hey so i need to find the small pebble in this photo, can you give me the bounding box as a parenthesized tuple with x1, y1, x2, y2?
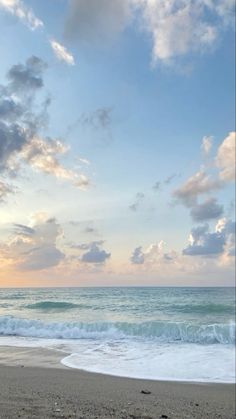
(141, 390, 151, 394)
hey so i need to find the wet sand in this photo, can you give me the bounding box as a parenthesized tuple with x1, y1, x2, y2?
(0, 346, 235, 418)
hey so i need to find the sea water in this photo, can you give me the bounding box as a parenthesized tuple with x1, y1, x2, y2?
(0, 287, 235, 383)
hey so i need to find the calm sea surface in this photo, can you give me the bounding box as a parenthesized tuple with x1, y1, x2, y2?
(0, 287, 235, 382)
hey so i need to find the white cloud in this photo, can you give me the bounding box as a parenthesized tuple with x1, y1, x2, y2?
(173, 131, 235, 222)
(130, 240, 167, 265)
(173, 170, 221, 207)
(0, 57, 90, 192)
(64, 0, 234, 65)
(135, 1, 215, 63)
(134, 0, 234, 64)
(0, 0, 43, 30)
(201, 135, 213, 156)
(50, 40, 75, 66)
(20, 136, 90, 189)
(20, 136, 74, 180)
(183, 218, 235, 257)
(0, 2, 76, 66)
(0, 214, 65, 270)
(216, 131, 235, 182)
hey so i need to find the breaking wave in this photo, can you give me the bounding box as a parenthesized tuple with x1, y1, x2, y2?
(0, 316, 235, 344)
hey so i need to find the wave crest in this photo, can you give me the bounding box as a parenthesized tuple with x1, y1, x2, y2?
(0, 316, 235, 344)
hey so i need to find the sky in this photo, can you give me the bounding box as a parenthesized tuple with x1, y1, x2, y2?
(0, 0, 235, 287)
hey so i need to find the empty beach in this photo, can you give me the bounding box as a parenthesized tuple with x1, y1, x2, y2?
(0, 346, 235, 419)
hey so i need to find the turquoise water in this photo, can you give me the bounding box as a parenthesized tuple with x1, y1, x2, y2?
(0, 287, 235, 382)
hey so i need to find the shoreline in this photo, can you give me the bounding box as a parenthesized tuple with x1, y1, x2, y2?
(0, 344, 235, 385)
(0, 346, 235, 418)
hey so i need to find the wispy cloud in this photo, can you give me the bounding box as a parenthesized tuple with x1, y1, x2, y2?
(0, 0, 43, 30)
(50, 39, 75, 66)
(201, 135, 213, 156)
(129, 192, 145, 212)
(0, 181, 13, 203)
(0, 1, 75, 66)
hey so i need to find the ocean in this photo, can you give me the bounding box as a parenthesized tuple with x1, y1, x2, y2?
(0, 287, 235, 383)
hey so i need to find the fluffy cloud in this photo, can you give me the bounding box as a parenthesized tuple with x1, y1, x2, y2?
(0, 57, 46, 171)
(216, 131, 235, 182)
(183, 218, 235, 257)
(173, 170, 221, 207)
(2, 0, 234, 66)
(71, 240, 111, 264)
(64, 0, 234, 65)
(190, 197, 224, 222)
(130, 241, 168, 265)
(0, 214, 65, 270)
(129, 226, 235, 279)
(0, 57, 90, 195)
(20, 136, 73, 180)
(173, 132, 235, 222)
(50, 40, 75, 66)
(135, 0, 220, 64)
(130, 246, 145, 264)
(0, 0, 43, 30)
(81, 243, 111, 264)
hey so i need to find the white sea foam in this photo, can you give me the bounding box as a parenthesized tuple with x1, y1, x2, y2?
(0, 316, 235, 344)
(0, 334, 235, 383)
(61, 340, 235, 383)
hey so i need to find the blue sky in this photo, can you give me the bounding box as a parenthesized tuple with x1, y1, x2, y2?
(0, 0, 235, 287)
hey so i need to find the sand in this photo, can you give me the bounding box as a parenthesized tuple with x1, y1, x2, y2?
(0, 346, 235, 418)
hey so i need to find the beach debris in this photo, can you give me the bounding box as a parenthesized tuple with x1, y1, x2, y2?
(195, 403, 199, 406)
(141, 389, 151, 394)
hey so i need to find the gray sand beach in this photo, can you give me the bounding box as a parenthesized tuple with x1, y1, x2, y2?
(0, 346, 235, 419)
